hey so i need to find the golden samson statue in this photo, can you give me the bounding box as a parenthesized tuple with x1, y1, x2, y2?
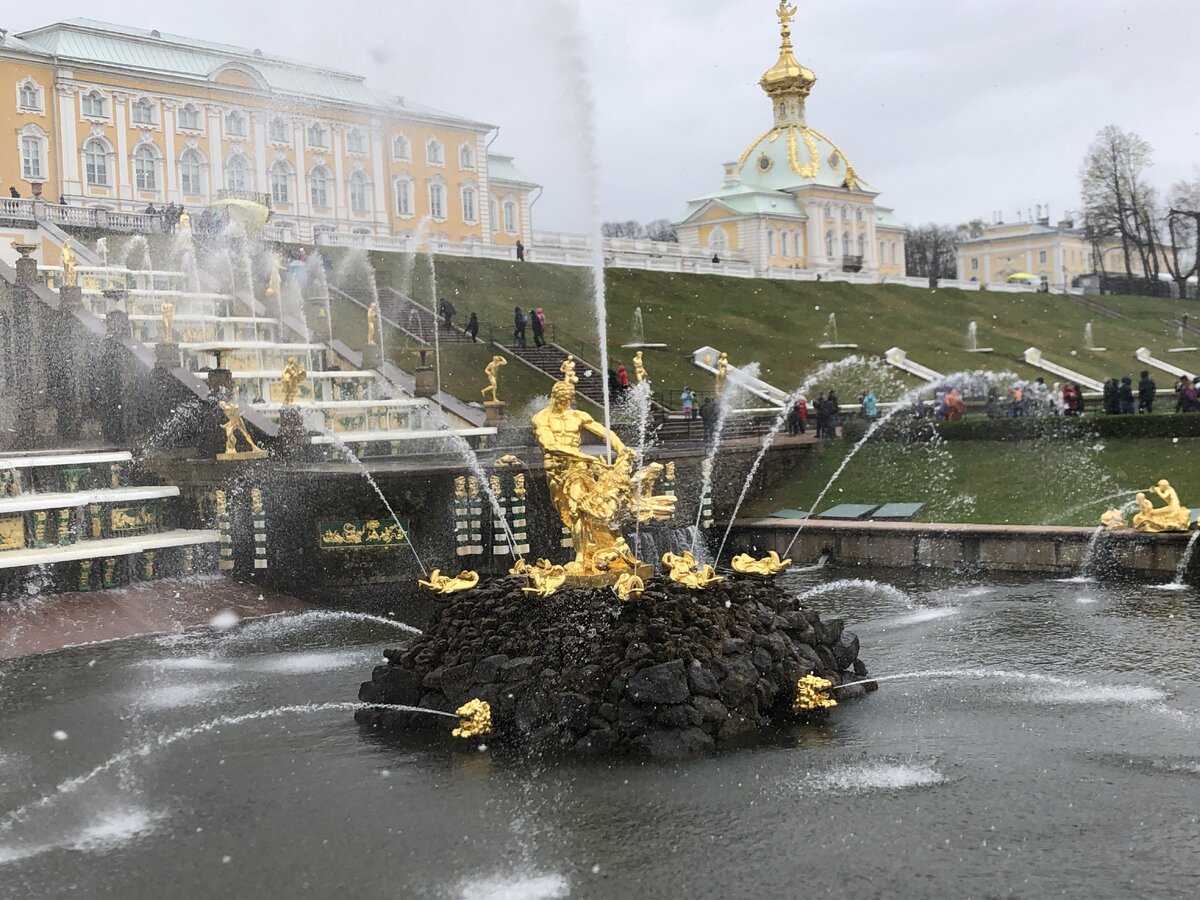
(532, 380, 676, 579)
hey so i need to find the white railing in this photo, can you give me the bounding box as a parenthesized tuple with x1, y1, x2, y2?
(0, 198, 38, 221)
(1, 198, 165, 234)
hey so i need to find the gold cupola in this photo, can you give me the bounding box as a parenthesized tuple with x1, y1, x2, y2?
(759, 1, 816, 127)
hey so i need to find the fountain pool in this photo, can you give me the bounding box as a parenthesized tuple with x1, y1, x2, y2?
(1, 569, 1196, 897)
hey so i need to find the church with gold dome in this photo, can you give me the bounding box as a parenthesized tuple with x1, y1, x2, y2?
(676, 2, 907, 278)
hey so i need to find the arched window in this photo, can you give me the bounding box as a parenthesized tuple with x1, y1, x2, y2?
(179, 148, 205, 195)
(459, 143, 474, 169)
(766, 231, 775, 257)
(426, 139, 444, 166)
(857, 234, 866, 258)
(793, 232, 802, 258)
(391, 134, 411, 161)
(133, 144, 158, 190)
(131, 97, 154, 125)
(269, 117, 289, 142)
(349, 170, 370, 213)
(503, 197, 518, 234)
(306, 122, 327, 148)
(780, 232, 789, 258)
(825, 230, 834, 257)
(346, 129, 366, 154)
(81, 90, 107, 118)
(178, 104, 201, 131)
(19, 125, 47, 180)
(855, 208, 864, 223)
(394, 176, 413, 216)
(880, 240, 886, 263)
(824, 203, 832, 218)
(17, 79, 42, 112)
(270, 161, 292, 205)
(841, 205, 848, 220)
(709, 226, 728, 256)
(310, 165, 331, 208)
(83, 137, 110, 186)
(428, 179, 446, 219)
(842, 232, 850, 256)
(460, 184, 477, 222)
(891, 242, 898, 265)
(225, 111, 246, 137)
(226, 154, 250, 191)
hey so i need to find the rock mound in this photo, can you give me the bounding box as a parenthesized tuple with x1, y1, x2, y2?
(356, 576, 873, 757)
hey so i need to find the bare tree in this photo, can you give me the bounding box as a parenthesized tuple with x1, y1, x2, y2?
(644, 218, 679, 243)
(601, 220, 646, 239)
(1165, 174, 1200, 300)
(1080, 125, 1162, 294)
(904, 223, 958, 287)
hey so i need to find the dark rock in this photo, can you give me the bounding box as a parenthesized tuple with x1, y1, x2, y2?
(625, 641, 652, 661)
(817, 617, 844, 646)
(626, 659, 689, 705)
(722, 637, 747, 655)
(692, 695, 729, 727)
(575, 727, 614, 754)
(718, 713, 758, 742)
(853, 658, 869, 677)
(598, 702, 618, 722)
(473, 654, 509, 683)
(631, 726, 713, 758)
(654, 704, 692, 728)
(500, 657, 536, 682)
(751, 647, 773, 672)
(833, 631, 860, 669)
(815, 645, 838, 673)
(440, 662, 477, 704)
(554, 692, 593, 731)
(794, 643, 822, 671)
(687, 663, 719, 697)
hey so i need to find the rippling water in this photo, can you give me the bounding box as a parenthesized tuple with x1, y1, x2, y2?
(1, 571, 1198, 898)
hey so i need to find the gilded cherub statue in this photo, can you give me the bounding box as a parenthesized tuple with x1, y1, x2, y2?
(366, 302, 379, 346)
(481, 355, 507, 405)
(731, 550, 792, 576)
(1130, 480, 1191, 533)
(160, 301, 176, 342)
(280, 357, 307, 405)
(418, 569, 480, 594)
(559, 355, 578, 385)
(60, 238, 78, 288)
(633, 351, 648, 384)
(662, 550, 723, 589)
(217, 399, 267, 459)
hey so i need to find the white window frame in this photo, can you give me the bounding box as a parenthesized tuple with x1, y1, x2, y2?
(780, 232, 789, 258)
(131, 97, 156, 126)
(270, 161, 292, 205)
(503, 196, 518, 234)
(133, 143, 159, 191)
(178, 104, 202, 132)
(349, 170, 370, 214)
(766, 230, 775, 257)
(310, 165, 331, 208)
(842, 232, 850, 256)
(16, 78, 44, 113)
(394, 175, 413, 217)
(179, 148, 206, 196)
(825, 231, 834, 257)
(225, 154, 251, 191)
(391, 134, 411, 162)
(428, 179, 446, 220)
(426, 138, 444, 167)
(224, 111, 247, 138)
(857, 234, 866, 258)
(490, 196, 498, 233)
(83, 137, 111, 186)
(971, 257, 979, 271)
(81, 90, 108, 120)
(306, 122, 328, 149)
(19, 127, 47, 180)
(460, 184, 477, 223)
(268, 117, 289, 143)
(346, 129, 366, 155)
(458, 143, 475, 170)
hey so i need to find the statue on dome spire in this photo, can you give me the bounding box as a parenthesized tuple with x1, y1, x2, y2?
(776, 1, 798, 47)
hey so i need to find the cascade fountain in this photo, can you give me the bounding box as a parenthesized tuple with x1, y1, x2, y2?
(966, 320, 993, 353)
(818, 312, 857, 349)
(621, 307, 667, 349)
(1083, 321, 1105, 352)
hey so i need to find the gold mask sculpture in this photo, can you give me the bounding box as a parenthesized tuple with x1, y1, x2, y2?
(1128, 480, 1191, 533)
(453, 699, 493, 739)
(731, 550, 793, 576)
(482, 355, 507, 405)
(418, 569, 480, 594)
(532, 381, 676, 577)
(662, 550, 724, 589)
(280, 357, 307, 406)
(613, 572, 645, 601)
(793, 675, 837, 712)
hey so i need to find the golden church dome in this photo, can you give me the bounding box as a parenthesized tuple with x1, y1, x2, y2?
(759, 1, 816, 100)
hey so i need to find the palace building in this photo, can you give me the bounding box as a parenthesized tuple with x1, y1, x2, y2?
(0, 19, 538, 250)
(675, 2, 906, 279)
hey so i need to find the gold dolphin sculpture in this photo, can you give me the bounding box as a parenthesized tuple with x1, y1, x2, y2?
(730, 550, 793, 576)
(452, 699, 493, 738)
(418, 569, 480, 594)
(662, 550, 724, 589)
(793, 674, 838, 712)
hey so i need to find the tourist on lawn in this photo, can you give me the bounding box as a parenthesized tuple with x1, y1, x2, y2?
(1072, 382, 1086, 415)
(1175, 376, 1188, 412)
(861, 388, 878, 420)
(1010, 383, 1025, 417)
(466, 312, 479, 343)
(513, 306, 528, 347)
(530, 307, 546, 348)
(1119, 376, 1136, 415)
(1103, 379, 1120, 415)
(1138, 370, 1156, 413)
(681, 388, 695, 419)
(1187, 378, 1200, 413)
(790, 394, 808, 435)
(1050, 382, 1066, 416)
(945, 387, 966, 422)
(1061, 383, 1078, 415)
(826, 390, 841, 435)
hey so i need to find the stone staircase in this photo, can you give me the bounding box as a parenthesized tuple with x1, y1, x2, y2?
(1, 449, 218, 591)
(332, 285, 475, 345)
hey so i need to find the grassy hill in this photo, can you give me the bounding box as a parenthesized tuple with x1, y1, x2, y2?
(322, 250, 1195, 411)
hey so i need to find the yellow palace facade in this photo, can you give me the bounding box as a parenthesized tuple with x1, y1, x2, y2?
(0, 19, 538, 250)
(676, 2, 906, 279)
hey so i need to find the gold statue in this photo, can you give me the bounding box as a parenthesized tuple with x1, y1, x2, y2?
(178, 209, 191, 232)
(453, 698, 492, 739)
(633, 351, 648, 384)
(776, 0, 798, 34)
(793, 675, 837, 712)
(715, 352, 730, 396)
(280, 357, 307, 406)
(613, 572, 645, 601)
(731, 550, 792, 576)
(522, 561, 568, 597)
(366, 302, 379, 346)
(482, 355, 507, 405)
(160, 301, 176, 342)
(662, 550, 723, 589)
(217, 399, 267, 459)
(532, 381, 676, 577)
(1100, 507, 1127, 530)
(60, 239, 78, 288)
(418, 568, 480, 594)
(266, 255, 282, 299)
(559, 355, 578, 385)
(1130, 480, 1191, 533)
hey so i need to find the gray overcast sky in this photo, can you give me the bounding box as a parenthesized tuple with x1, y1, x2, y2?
(8, 1, 1199, 233)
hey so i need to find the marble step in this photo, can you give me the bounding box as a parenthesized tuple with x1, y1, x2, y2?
(0, 528, 219, 570)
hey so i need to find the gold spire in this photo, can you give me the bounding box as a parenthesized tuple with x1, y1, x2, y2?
(759, 1, 816, 102)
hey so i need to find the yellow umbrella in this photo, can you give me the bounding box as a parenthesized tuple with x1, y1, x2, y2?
(1007, 272, 1036, 282)
(210, 198, 270, 230)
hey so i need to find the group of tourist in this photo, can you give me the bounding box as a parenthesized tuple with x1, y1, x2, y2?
(783, 391, 847, 438)
(983, 378, 1087, 418)
(143, 201, 187, 232)
(512, 306, 548, 348)
(1101, 372, 1158, 415)
(1171, 375, 1200, 413)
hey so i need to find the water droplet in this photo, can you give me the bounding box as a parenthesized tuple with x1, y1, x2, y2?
(53, 730, 68, 741)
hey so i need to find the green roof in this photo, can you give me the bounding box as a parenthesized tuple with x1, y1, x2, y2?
(487, 154, 537, 187)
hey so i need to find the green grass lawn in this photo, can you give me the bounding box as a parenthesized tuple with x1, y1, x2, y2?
(743, 432, 1200, 526)
(319, 250, 1197, 413)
